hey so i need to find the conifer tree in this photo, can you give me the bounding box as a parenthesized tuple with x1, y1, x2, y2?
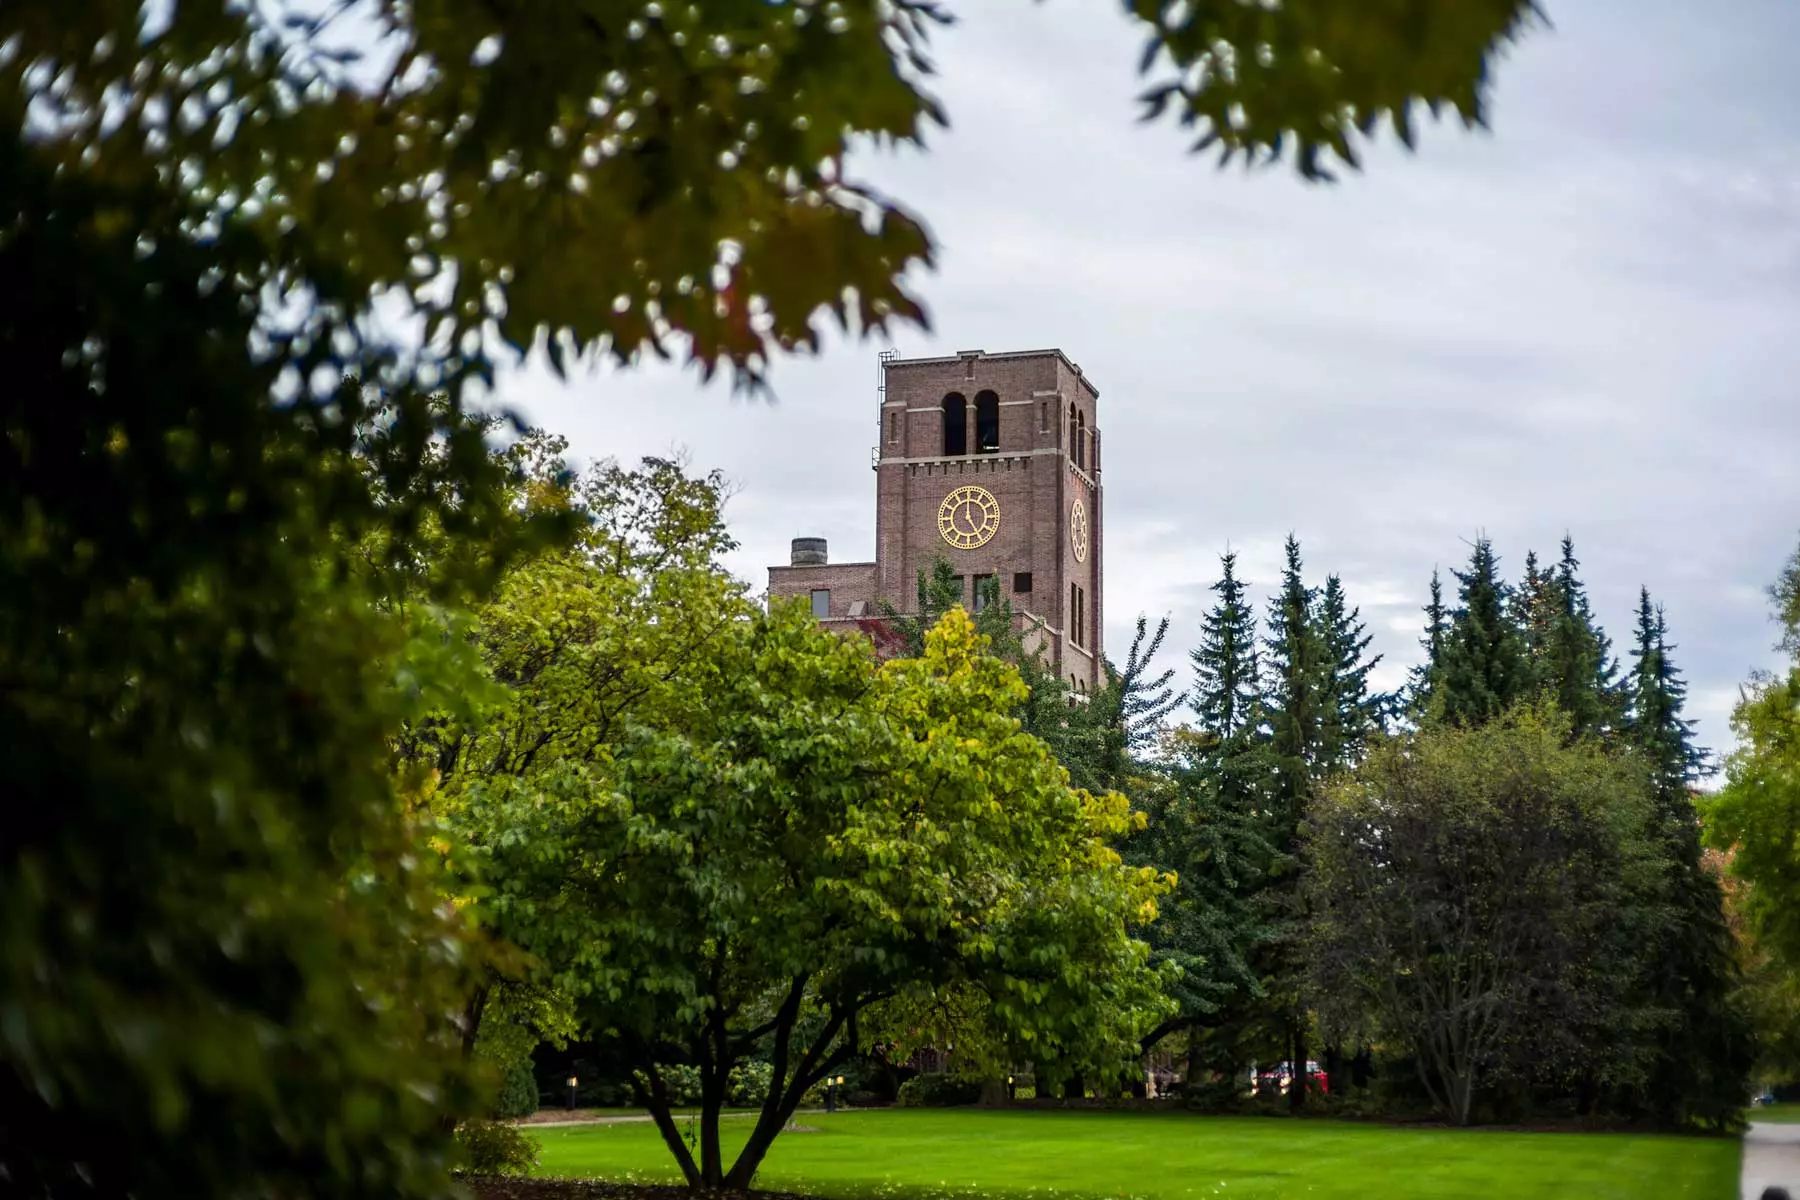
(1192, 551, 1263, 744)
(1436, 537, 1527, 728)
(1622, 589, 1753, 1128)
(1262, 535, 1329, 1110)
(1130, 552, 1280, 1078)
(1314, 574, 1386, 771)
(1516, 549, 1561, 690)
(1406, 569, 1449, 719)
(1543, 536, 1623, 741)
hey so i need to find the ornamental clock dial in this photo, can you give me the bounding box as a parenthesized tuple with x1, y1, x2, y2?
(937, 485, 1000, 550)
(1070, 496, 1089, 563)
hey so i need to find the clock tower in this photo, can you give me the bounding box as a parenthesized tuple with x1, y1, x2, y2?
(768, 348, 1104, 693)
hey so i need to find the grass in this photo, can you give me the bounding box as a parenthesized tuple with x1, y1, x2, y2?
(1752, 1102, 1800, 1124)
(527, 1108, 1738, 1200)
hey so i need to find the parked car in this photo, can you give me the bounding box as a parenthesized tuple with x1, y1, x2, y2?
(1250, 1060, 1329, 1097)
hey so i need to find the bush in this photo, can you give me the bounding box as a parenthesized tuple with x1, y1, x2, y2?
(1181, 1077, 1248, 1113)
(628, 1064, 703, 1106)
(455, 1119, 539, 1176)
(493, 1057, 541, 1119)
(896, 1074, 981, 1108)
(729, 1060, 774, 1107)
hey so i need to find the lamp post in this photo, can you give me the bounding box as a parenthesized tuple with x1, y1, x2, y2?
(827, 1074, 844, 1113)
(565, 1075, 578, 1111)
(1007, 1074, 1015, 1103)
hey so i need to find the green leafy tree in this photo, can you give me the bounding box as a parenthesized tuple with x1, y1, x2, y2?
(0, 121, 516, 1193)
(462, 607, 1171, 1188)
(1306, 710, 1661, 1127)
(1436, 537, 1528, 728)
(1708, 542, 1800, 990)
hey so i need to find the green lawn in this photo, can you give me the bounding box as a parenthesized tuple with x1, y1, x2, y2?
(1752, 1102, 1800, 1123)
(528, 1108, 1737, 1200)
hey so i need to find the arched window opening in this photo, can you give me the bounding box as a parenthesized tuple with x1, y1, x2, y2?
(941, 392, 967, 456)
(1075, 410, 1087, 470)
(974, 390, 1000, 453)
(1067, 403, 1078, 462)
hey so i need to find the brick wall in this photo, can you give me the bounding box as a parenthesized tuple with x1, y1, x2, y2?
(770, 348, 1105, 690)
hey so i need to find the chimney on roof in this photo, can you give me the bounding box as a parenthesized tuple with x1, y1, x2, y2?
(790, 537, 828, 567)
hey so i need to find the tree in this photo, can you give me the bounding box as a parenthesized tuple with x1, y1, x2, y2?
(1541, 537, 1623, 741)
(1516, 549, 1561, 687)
(1122, 560, 1279, 1056)
(0, 122, 515, 1194)
(1314, 573, 1387, 771)
(1708, 541, 1800, 974)
(1406, 569, 1451, 719)
(1260, 535, 1331, 1109)
(1436, 537, 1528, 728)
(1192, 551, 1264, 744)
(1619, 589, 1752, 1130)
(1306, 711, 1660, 1127)
(462, 607, 1172, 1188)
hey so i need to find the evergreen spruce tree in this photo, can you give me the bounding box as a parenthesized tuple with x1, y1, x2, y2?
(1623, 589, 1754, 1128)
(1516, 549, 1561, 692)
(1262, 535, 1329, 1110)
(1192, 551, 1263, 743)
(1313, 574, 1386, 771)
(1135, 552, 1281, 1085)
(1436, 537, 1527, 728)
(1543, 536, 1623, 741)
(1406, 569, 1449, 720)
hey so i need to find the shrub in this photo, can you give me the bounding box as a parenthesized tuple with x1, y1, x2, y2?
(728, 1060, 774, 1107)
(492, 1057, 541, 1120)
(455, 1119, 539, 1176)
(896, 1074, 981, 1108)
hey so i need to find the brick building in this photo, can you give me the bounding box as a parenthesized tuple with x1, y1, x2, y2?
(767, 347, 1105, 693)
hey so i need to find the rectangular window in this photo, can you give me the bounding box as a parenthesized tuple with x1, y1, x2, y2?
(1013, 571, 1032, 595)
(1039, 401, 1048, 433)
(973, 574, 997, 613)
(887, 410, 898, 442)
(951, 575, 965, 607)
(1069, 583, 1081, 647)
(810, 589, 830, 619)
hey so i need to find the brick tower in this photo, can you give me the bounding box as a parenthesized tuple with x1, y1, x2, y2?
(767, 348, 1104, 693)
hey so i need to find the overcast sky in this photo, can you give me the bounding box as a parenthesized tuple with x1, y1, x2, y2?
(501, 0, 1800, 766)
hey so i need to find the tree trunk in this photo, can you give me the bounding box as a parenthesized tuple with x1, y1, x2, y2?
(437, 984, 491, 1135)
(978, 1078, 1007, 1107)
(641, 1068, 701, 1187)
(698, 1052, 725, 1186)
(1288, 1019, 1308, 1114)
(1062, 1073, 1085, 1101)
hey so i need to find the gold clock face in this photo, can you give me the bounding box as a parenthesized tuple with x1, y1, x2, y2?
(937, 485, 1001, 550)
(1071, 497, 1089, 563)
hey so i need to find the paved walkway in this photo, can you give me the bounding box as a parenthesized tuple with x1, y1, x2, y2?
(523, 1108, 837, 1130)
(1744, 1121, 1800, 1199)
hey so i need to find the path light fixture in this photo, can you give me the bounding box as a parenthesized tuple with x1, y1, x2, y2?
(565, 1075, 578, 1111)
